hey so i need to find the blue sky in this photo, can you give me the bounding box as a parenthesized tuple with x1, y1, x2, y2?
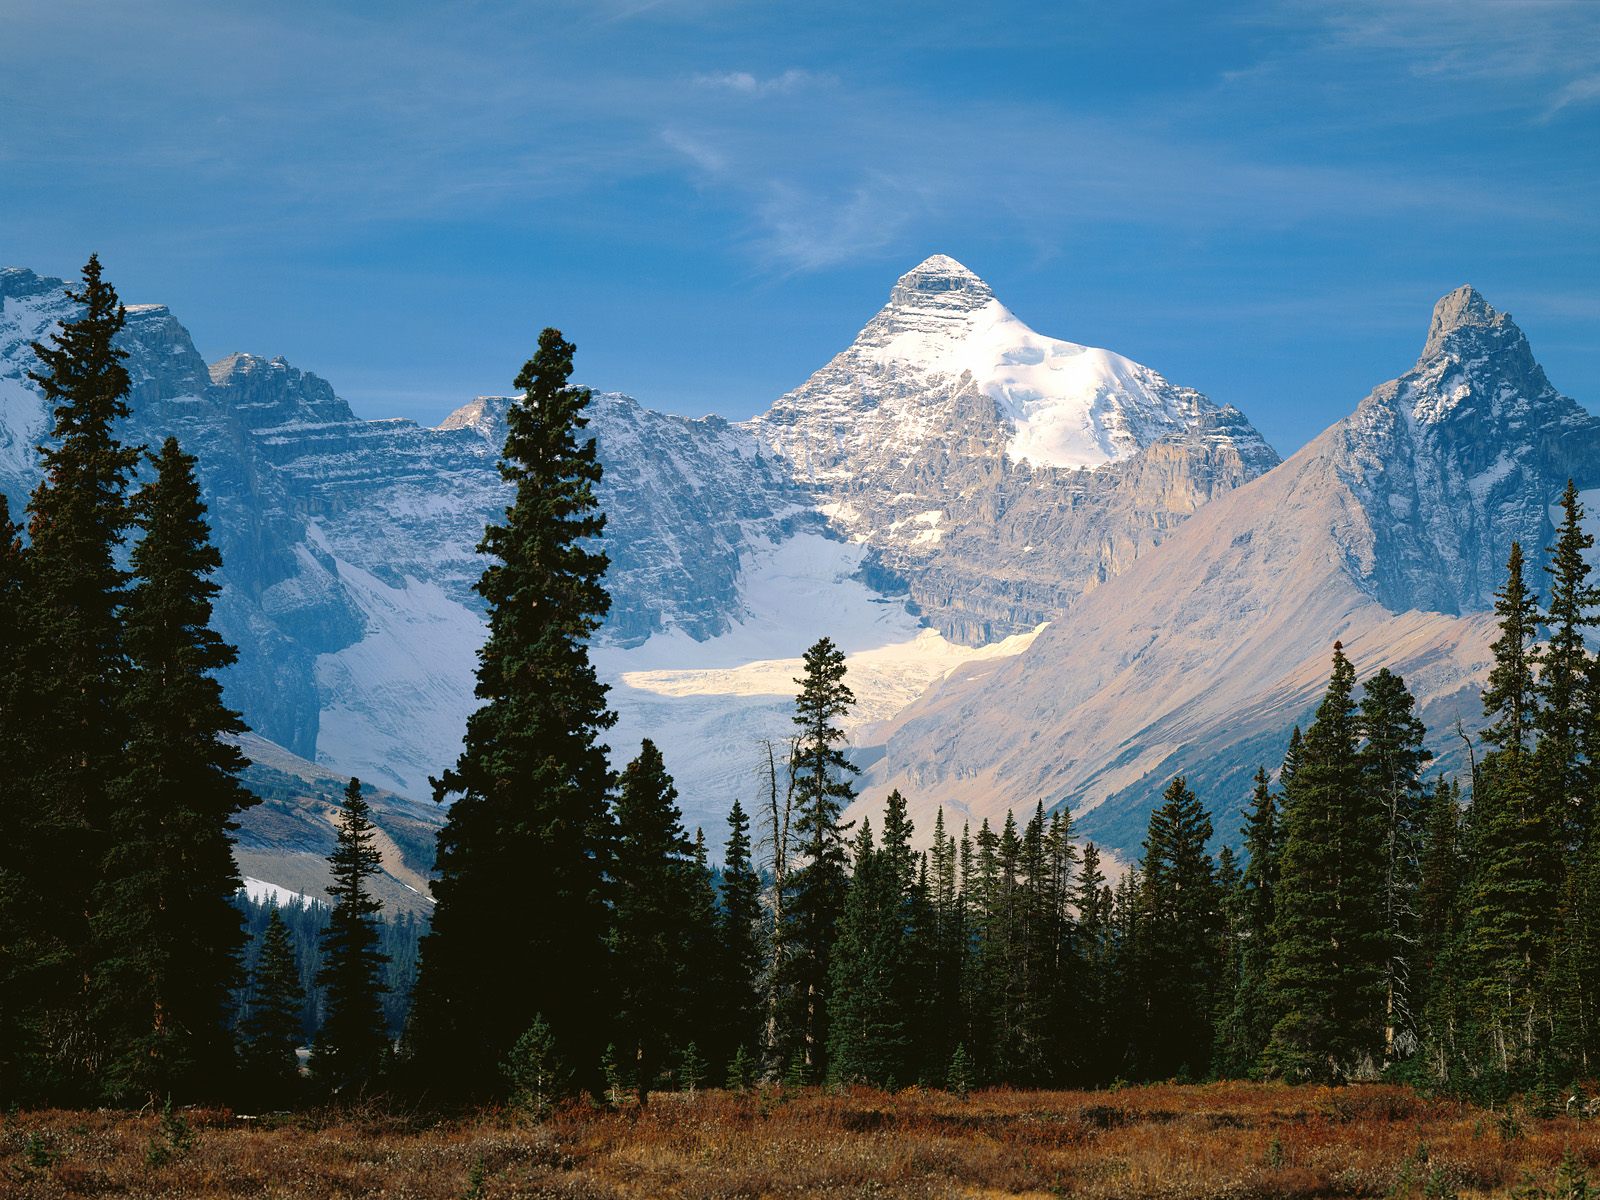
(2, 0, 1596, 455)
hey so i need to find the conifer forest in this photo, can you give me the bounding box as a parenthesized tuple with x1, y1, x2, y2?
(5, 261, 1600, 1198)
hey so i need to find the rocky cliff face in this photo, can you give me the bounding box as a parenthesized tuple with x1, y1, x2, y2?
(748, 255, 1279, 642)
(861, 287, 1600, 858)
(0, 267, 824, 798)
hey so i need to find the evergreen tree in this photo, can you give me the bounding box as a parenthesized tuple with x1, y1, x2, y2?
(0, 494, 32, 1099)
(1415, 778, 1467, 1075)
(1536, 482, 1598, 845)
(925, 809, 966, 1075)
(826, 817, 914, 1086)
(1217, 767, 1279, 1076)
(1265, 644, 1388, 1081)
(90, 437, 256, 1102)
(240, 908, 306, 1107)
(1463, 543, 1560, 1075)
(715, 798, 764, 1070)
(610, 740, 699, 1104)
(4, 256, 141, 1098)
(1135, 777, 1221, 1080)
(1359, 668, 1431, 1062)
(310, 779, 389, 1092)
(1482, 541, 1541, 756)
(777, 636, 856, 1078)
(1072, 841, 1113, 1083)
(411, 328, 615, 1097)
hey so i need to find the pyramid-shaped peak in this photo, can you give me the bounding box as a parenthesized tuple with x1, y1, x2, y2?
(889, 253, 994, 306)
(1423, 285, 1507, 358)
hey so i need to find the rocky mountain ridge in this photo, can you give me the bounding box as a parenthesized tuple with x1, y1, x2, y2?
(748, 255, 1279, 642)
(860, 286, 1600, 856)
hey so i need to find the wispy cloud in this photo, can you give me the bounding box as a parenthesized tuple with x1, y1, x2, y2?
(693, 69, 829, 96)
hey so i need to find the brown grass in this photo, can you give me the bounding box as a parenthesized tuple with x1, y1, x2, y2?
(1, 1082, 1594, 1198)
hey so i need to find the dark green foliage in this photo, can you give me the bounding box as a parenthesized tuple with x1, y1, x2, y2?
(1072, 840, 1115, 1083)
(713, 798, 764, 1071)
(501, 1015, 571, 1116)
(1134, 777, 1221, 1080)
(1462, 544, 1562, 1074)
(1536, 482, 1597, 844)
(90, 438, 256, 1103)
(1359, 668, 1431, 1060)
(234, 893, 423, 1040)
(0, 493, 33, 1099)
(239, 909, 306, 1107)
(1216, 768, 1279, 1076)
(5, 256, 141, 1099)
(776, 637, 856, 1078)
(1265, 644, 1388, 1081)
(827, 814, 916, 1086)
(310, 779, 389, 1092)
(412, 328, 616, 1098)
(609, 740, 700, 1104)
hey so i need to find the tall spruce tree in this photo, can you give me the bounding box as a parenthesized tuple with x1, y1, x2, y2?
(311, 779, 389, 1092)
(240, 908, 307, 1107)
(1358, 668, 1431, 1062)
(6, 256, 142, 1098)
(826, 817, 914, 1086)
(1463, 542, 1560, 1073)
(0, 494, 31, 1099)
(90, 437, 255, 1101)
(715, 799, 765, 1069)
(1135, 777, 1221, 1080)
(1217, 767, 1280, 1076)
(1072, 841, 1113, 1083)
(1537, 482, 1598, 846)
(411, 328, 615, 1097)
(777, 636, 856, 1079)
(925, 809, 966, 1075)
(1265, 644, 1388, 1081)
(610, 740, 699, 1104)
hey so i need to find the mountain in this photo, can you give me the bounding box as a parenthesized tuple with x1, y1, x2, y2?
(859, 286, 1600, 857)
(0, 256, 1275, 876)
(749, 254, 1279, 642)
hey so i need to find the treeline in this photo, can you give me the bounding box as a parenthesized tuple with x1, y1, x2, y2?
(401, 307, 1600, 1106)
(233, 890, 424, 1041)
(6, 258, 1598, 1113)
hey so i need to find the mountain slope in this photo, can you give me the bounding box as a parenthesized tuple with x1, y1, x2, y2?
(862, 287, 1600, 855)
(749, 255, 1280, 642)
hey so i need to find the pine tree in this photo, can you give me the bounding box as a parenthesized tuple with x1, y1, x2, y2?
(610, 740, 699, 1105)
(1463, 543, 1560, 1075)
(1415, 778, 1466, 1075)
(311, 779, 389, 1092)
(88, 438, 256, 1101)
(777, 636, 856, 1078)
(1135, 777, 1221, 1080)
(0, 493, 32, 1099)
(4, 256, 142, 1099)
(411, 328, 615, 1098)
(1359, 668, 1431, 1062)
(826, 818, 913, 1086)
(925, 809, 966, 1075)
(1217, 767, 1279, 1076)
(1265, 643, 1388, 1081)
(1536, 482, 1598, 845)
(715, 799, 764, 1070)
(240, 908, 307, 1107)
(1072, 841, 1113, 1084)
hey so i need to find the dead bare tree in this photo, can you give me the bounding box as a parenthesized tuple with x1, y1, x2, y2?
(758, 736, 799, 1072)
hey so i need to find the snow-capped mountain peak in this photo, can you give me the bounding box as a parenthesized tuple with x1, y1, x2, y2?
(761, 252, 1218, 474)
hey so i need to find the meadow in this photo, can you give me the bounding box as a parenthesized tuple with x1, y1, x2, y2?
(3, 1082, 1597, 1199)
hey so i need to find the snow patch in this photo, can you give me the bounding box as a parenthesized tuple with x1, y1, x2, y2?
(242, 877, 320, 908)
